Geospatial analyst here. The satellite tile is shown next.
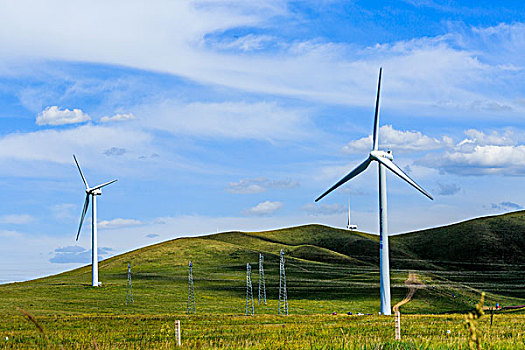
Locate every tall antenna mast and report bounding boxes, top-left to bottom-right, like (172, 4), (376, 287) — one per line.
(347, 197), (358, 230)
(258, 253), (266, 305)
(347, 198), (351, 227)
(126, 262), (133, 306)
(245, 263), (254, 316)
(278, 249), (288, 315)
(187, 261), (196, 314)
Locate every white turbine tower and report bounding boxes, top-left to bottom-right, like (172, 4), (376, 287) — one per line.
(73, 155), (118, 287)
(315, 68), (433, 315)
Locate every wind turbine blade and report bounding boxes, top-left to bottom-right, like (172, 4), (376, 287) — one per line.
(76, 194), (90, 241)
(372, 67), (382, 151)
(375, 156), (433, 200)
(90, 179), (118, 191)
(315, 158), (371, 202)
(73, 155), (89, 189)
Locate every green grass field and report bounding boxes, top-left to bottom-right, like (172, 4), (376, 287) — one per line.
(3, 313), (525, 349)
(1, 212), (525, 348)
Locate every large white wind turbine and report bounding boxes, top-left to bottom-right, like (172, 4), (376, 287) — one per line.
(315, 68), (433, 315)
(73, 155), (118, 287)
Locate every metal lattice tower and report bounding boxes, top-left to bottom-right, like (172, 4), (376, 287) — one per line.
(258, 253), (266, 305)
(278, 249), (288, 315)
(187, 261), (196, 314)
(126, 262), (133, 305)
(246, 264), (254, 316)
(245, 263), (254, 316)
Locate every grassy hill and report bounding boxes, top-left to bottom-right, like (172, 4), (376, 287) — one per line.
(1, 211), (525, 318)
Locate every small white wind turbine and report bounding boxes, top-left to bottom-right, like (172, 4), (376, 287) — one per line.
(73, 155), (118, 287)
(315, 68), (433, 315)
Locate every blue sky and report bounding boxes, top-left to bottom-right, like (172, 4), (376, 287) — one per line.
(1, 0), (525, 283)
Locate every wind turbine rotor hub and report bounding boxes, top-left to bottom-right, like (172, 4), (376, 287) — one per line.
(370, 150), (394, 161)
(87, 188), (102, 195)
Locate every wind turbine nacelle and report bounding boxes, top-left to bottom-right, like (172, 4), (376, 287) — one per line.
(370, 150), (393, 161)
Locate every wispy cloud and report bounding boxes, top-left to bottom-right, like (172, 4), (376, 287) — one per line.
(0, 214), (35, 225)
(50, 204), (76, 221)
(50, 246), (112, 264)
(227, 177), (299, 194)
(301, 203), (346, 216)
(103, 147), (127, 157)
(0, 124), (151, 165)
(36, 106), (90, 126)
(435, 182), (461, 196)
(55, 245), (85, 253)
(491, 201), (522, 211)
(0, 229), (23, 238)
(140, 100), (310, 141)
(98, 218), (143, 229)
(100, 113), (135, 123)
(3, 2), (524, 114)
(214, 34), (276, 52)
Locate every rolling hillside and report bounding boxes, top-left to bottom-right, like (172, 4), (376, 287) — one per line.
(1, 211), (525, 317)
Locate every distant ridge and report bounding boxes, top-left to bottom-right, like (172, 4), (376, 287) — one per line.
(0, 211), (524, 315)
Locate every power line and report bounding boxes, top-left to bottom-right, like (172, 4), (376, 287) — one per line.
(258, 253), (266, 305)
(187, 261), (195, 314)
(279, 249), (288, 315)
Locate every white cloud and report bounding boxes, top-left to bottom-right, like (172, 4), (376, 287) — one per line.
(98, 218), (143, 229)
(419, 129), (525, 175)
(100, 113), (135, 123)
(457, 129), (516, 148)
(438, 145), (525, 175)
(0, 214), (35, 224)
(342, 125), (452, 154)
(36, 106), (91, 126)
(244, 201), (283, 216)
(338, 127), (525, 177)
(227, 177), (299, 194)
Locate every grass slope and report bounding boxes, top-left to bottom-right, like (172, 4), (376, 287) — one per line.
(1, 212), (525, 318)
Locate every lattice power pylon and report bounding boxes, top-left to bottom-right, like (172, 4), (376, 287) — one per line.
(126, 262), (133, 306)
(187, 261), (196, 314)
(258, 253), (266, 305)
(246, 263), (254, 316)
(278, 249), (288, 315)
